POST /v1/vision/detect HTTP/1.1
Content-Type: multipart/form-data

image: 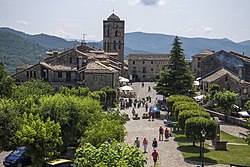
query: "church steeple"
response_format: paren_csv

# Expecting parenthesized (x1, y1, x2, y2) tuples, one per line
(103, 13, 125, 74)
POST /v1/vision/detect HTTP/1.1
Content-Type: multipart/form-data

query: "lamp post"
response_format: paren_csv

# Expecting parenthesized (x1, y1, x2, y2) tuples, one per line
(201, 129, 206, 167)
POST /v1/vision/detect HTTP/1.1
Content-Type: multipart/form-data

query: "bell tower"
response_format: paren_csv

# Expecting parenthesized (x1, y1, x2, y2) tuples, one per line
(103, 13, 125, 74)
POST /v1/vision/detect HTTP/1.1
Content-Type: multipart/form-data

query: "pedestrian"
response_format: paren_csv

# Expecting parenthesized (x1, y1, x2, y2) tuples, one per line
(152, 138, 158, 150)
(143, 138, 148, 153)
(148, 86, 151, 92)
(132, 108, 135, 116)
(145, 103, 148, 112)
(107, 138, 112, 143)
(164, 127, 169, 141)
(159, 126, 164, 141)
(151, 150, 159, 167)
(148, 110, 152, 121)
(134, 137, 140, 148)
(142, 82, 144, 88)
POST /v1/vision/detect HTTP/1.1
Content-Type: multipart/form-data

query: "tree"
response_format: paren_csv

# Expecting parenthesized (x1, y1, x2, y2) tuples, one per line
(245, 100, 250, 111)
(185, 117, 217, 146)
(178, 110, 211, 130)
(74, 142, 147, 167)
(0, 62, 14, 98)
(81, 119, 126, 147)
(16, 113, 62, 166)
(210, 84, 220, 98)
(155, 36, 194, 97)
(0, 99, 20, 150)
(12, 80, 54, 100)
(213, 90, 238, 119)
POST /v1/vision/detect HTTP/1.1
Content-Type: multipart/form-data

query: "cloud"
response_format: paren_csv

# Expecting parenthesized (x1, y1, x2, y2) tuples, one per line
(200, 26, 213, 34)
(16, 20, 30, 26)
(128, 0, 169, 6)
(59, 27, 72, 38)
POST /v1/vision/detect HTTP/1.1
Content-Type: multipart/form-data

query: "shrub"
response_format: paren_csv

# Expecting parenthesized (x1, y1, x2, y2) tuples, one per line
(174, 102, 202, 120)
(178, 110, 210, 130)
(166, 95, 194, 113)
(185, 117, 217, 146)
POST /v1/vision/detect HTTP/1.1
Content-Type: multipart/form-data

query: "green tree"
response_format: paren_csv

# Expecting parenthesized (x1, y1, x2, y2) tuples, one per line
(0, 99, 20, 150)
(74, 142, 147, 167)
(12, 80, 54, 100)
(210, 84, 220, 98)
(185, 117, 217, 146)
(245, 100, 250, 112)
(213, 90, 238, 120)
(155, 36, 194, 96)
(0, 62, 14, 98)
(178, 110, 211, 130)
(16, 113, 62, 166)
(81, 119, 126, 147)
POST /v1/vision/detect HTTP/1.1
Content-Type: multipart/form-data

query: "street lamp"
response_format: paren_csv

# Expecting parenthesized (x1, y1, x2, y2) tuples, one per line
(201, 129, 207, 167)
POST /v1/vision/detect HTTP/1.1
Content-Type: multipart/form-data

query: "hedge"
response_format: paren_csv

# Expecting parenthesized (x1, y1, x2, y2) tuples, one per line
(166, 95, 194, 112)
(185, 117, 217, 146)
(174, 102, 203, 120)
(178, 110, 211, 130)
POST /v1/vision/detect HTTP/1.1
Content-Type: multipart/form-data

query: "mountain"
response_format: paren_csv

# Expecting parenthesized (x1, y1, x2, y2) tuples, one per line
(125, 32, 250, 59)
(238, 40, 250, 47)
(1, 27, 250, 74)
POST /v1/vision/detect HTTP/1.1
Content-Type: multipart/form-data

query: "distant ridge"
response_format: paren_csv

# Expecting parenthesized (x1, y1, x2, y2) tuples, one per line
(0, 27, 250, 74)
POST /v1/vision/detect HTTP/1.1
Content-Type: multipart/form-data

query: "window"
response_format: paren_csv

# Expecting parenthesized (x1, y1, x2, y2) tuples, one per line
(197, 62, 201, 68)
(70, 57, 72, 63)
(58, 72, 62, 78)
(34, 71, 36, 78)
(151, 68, 153, 71)
(93, 75, 98, 80)
(151, 61, 153, 64)
(142, 67, 146, 73)
(132, 67, 136, 73)
(115, 31, 118, 37)
(143, 61, 145, 64)
(26, 71, 29, 78)
(30, 71, 32, 77)
(225, 76, 228, 81)
(133, 61, 135, 64)
(118, 41, 121, 49)
(198, 57, 201, 61)
(66, 72, 71, 81)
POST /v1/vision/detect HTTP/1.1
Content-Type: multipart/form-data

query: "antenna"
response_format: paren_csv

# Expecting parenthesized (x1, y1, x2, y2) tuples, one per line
(82, 34, 86, 44)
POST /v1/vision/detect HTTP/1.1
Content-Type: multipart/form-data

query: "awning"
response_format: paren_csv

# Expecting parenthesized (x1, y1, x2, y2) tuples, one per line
(120, 85, 133, 91)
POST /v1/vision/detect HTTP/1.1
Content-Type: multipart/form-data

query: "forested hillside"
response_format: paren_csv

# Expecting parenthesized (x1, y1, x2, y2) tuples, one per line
(0, 31, 46, 74)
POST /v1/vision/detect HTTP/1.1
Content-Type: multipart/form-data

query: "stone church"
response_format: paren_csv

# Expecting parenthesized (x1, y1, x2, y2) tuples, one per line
(12, 13, 125, 91)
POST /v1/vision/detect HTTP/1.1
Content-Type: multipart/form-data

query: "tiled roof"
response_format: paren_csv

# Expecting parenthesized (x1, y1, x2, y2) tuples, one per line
(128, 54, 169, 60)
(201, 68, 239, 83)
(192, 50, 215, 58)
(85, 61, 118, 73)
(40, 62, 77, 72)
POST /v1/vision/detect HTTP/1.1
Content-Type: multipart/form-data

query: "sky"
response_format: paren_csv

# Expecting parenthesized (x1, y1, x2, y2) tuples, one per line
(0, 0, 250, 42)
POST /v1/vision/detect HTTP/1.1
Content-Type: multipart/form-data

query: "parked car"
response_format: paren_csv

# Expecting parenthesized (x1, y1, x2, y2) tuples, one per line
(43, 158, 73, 167)
(3, 147, 31, 167)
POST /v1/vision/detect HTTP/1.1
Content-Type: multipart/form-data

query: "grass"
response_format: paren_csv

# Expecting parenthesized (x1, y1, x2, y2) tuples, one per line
(174, 131, 250, 166)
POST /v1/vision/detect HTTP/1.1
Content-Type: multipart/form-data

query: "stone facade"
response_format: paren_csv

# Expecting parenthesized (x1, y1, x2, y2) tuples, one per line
(128, 54, 169, 82)
(190, 49, 215, 78)
(12, 44, 122, 91)
(103, 13, 125, 75)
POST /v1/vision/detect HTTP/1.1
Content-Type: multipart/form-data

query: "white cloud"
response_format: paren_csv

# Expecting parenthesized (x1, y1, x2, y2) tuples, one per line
(58, 27, 72, 39)
(200, 26, 213, 34)
(16, 20, 30, 26)
(128, 0, 169, 6)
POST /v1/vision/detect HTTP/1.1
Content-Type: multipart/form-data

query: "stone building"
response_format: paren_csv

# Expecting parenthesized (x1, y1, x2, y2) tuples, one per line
(200, 68, 250, 106)
(103, 13, 125, 75)
(128, 54, 169, 82)
(191, 50, 250, 107)
(190, 49, 215, 78)
(12, 43, 121, 91)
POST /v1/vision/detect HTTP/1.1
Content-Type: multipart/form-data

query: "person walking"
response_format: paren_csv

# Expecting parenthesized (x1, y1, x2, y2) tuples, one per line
(159, 126, 164, 141)
(134, 137, 140, 148)
(151, 150, 159, 167)
(145, 103, 148, 112)
(164, 127, 169, 141)
(143, 138, 148, 153)
(152, 138, 158, 150)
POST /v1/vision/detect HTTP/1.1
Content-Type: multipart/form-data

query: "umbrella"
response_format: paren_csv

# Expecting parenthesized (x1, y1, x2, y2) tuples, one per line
(120, 85, 133, 91)
(119, 78, 129, 82)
